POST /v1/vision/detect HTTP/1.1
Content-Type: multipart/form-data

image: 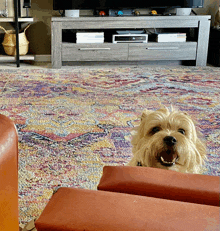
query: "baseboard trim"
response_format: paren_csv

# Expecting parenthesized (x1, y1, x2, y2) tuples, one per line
(34, 55, 51, 62)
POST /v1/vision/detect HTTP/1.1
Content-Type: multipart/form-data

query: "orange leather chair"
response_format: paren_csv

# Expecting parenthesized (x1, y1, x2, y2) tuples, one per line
(0, 114, 19, 231)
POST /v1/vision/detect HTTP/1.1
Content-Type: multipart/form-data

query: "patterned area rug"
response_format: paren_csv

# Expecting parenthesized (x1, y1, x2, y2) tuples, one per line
(0, 66, 219, 226)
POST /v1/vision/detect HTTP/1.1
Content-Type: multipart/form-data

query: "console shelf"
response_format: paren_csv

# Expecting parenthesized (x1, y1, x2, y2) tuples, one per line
(0, 0, 35, 67)
(51, 15, 211, 68)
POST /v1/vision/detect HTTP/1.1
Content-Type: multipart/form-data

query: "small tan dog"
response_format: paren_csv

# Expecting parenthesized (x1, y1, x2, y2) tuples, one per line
(128, 107, 206, 174)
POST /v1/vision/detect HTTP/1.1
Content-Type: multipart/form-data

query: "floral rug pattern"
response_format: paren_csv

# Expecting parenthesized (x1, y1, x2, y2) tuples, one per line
(0, 66, 219, 226)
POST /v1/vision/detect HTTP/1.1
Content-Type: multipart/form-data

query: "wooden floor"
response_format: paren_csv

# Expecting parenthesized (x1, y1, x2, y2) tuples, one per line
(0, 60, 214, 69)
(0, 61, 52, 69)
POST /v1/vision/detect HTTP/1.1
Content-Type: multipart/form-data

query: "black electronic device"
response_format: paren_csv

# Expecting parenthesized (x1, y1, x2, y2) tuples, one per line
(23, 0, 31, 8)
(113, 34, 148, 43)
(23, 0, 31, 17)
(53, 0, 204, 11)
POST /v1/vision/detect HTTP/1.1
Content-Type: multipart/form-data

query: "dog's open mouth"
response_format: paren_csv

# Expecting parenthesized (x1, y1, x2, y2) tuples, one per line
(159, 156, 176, 166)
(158, 150, 178, 167)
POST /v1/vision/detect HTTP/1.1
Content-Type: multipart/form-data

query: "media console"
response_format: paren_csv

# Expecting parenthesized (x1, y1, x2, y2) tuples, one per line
(51, 15, 211, 68)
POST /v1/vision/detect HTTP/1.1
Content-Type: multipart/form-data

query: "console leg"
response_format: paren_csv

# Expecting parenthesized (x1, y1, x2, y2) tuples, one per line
(52, 22, 62, 68)
(196, 19, 211, 66)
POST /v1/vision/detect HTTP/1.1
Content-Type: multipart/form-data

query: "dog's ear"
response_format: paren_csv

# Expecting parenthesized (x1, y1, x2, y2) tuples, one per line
(141, 109, 153, 121)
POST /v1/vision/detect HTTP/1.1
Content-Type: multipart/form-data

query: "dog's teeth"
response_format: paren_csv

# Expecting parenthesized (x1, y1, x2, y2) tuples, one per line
(160, 156, 174, 164)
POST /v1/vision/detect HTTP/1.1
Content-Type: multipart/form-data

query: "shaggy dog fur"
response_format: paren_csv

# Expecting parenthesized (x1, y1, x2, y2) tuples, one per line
(128, 107, 207, 174)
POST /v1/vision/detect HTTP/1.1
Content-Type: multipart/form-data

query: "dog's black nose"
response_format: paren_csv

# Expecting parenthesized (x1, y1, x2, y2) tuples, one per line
(164, 136, 177, 146)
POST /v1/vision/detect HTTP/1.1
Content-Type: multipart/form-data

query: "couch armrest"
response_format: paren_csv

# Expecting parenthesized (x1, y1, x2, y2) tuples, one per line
(0, 114, 19, 231)
(98, 166, 220, 206)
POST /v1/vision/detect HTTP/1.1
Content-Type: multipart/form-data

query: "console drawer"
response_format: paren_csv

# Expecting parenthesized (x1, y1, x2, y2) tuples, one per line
(128, 42, 197, 60)
(62, 43, 128, 61)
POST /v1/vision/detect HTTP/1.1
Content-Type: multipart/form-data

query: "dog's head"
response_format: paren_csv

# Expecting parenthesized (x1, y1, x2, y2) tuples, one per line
(131, 107, 206, 173)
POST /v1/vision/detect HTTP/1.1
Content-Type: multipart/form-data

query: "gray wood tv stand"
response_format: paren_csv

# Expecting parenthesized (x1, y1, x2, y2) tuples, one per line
(51, 15, 211, 68)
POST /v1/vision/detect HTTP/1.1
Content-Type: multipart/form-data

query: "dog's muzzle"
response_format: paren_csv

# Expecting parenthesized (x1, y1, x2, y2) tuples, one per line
(158, 136, 178, 167)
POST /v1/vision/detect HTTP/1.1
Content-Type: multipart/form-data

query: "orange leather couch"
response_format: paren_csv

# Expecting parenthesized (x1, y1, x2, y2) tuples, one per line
(0, 114, 19, 231)
(98, 166, 220, 206)
(35, 166, 220, 231)
(35, 186, 219, 231)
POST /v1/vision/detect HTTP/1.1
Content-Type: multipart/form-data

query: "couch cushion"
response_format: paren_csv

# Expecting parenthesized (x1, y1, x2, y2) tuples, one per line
(98, 166, 220, 206)
(35, 187, 219, 231)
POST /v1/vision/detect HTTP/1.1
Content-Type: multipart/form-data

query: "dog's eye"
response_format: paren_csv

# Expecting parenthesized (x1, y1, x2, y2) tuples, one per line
(151, 127, 161, 134)
(178, 128, 185, 135)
